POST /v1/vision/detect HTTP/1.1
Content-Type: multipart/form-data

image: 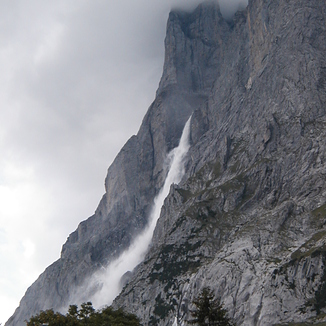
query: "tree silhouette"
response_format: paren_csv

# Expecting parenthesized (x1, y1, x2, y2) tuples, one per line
(189, 287, 234, 326)
(26, 302, 140, 326)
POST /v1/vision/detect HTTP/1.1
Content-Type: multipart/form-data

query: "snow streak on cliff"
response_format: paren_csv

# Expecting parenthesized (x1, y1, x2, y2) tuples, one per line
(89, 116, 192, 308)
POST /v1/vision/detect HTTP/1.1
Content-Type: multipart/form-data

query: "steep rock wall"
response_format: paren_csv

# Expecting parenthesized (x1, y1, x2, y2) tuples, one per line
(114, 0, 326, 325)
(6, 0, 326, 325)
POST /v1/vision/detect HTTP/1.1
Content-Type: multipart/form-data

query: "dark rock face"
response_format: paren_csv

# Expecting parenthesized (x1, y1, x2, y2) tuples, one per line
(113, 0, 326, 325)
(7, 0, 326, 325)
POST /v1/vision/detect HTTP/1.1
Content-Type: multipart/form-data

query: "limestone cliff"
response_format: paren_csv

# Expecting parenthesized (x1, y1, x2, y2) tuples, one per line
(114, 0, 326, 325)
(6, 0, 326, 325)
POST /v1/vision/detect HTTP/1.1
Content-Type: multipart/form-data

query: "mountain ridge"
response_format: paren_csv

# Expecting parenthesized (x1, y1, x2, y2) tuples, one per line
(6, 0, 326, 325)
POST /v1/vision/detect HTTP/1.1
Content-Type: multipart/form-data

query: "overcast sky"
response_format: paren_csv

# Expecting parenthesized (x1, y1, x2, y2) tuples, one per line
(0, 0, 247, 323)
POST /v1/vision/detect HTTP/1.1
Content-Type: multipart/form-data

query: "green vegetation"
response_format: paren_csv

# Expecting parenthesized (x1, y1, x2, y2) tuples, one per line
(189, 287, 235, 326)
(26, 302, 140, 326)
(275, 322, 326, 326)
(312, 203, 326, 219)
(287, 230, 326, 264)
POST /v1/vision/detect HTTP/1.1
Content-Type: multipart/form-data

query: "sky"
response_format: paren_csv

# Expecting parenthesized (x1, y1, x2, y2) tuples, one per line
(0, 0, 247, 323)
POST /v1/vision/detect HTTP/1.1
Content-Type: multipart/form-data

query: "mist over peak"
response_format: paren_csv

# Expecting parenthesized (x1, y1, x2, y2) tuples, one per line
(170, 0, 248, 20)
(219, 0, 248, 19)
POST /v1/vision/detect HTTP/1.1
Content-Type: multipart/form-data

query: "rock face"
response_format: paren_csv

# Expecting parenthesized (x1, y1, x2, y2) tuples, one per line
(6, 0, 326, 325)
(114, 0, 326, 325)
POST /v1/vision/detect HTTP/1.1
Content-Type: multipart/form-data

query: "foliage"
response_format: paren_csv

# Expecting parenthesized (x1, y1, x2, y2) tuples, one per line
(189, 287, 234, 326)
(26, 302, 140, 326)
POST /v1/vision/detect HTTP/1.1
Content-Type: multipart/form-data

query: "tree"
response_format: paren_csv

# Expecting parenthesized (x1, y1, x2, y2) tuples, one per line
(26, 309, 69, 326)
(67, 304, 78, 319)
(90, 307, 140, 326)
(79, 302, 95, 321)
(189, 287, 234, 326)
(26, 302, 140, 326)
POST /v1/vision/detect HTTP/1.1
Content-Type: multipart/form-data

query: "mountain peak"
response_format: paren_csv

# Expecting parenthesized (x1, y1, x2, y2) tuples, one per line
(157, 1, 229, 94)
(6, 0, 326, 325)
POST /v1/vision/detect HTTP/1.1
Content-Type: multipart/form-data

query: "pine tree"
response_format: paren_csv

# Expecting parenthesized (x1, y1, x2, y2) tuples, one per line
(189, 287, 234, 326)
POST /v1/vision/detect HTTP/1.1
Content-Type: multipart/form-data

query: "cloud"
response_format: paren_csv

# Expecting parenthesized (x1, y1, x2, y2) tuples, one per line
(169, 0, 248, 18)
(218, 0, 248, 19)
(0, 1, 165, 322)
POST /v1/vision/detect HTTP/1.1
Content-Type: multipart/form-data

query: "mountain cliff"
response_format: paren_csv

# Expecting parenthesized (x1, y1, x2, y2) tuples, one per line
(6, 0, 326, 325)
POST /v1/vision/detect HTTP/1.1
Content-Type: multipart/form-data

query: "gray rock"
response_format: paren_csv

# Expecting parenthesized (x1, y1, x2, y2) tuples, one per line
(6, 0, 326, 325)
(113, 0, 326, 325)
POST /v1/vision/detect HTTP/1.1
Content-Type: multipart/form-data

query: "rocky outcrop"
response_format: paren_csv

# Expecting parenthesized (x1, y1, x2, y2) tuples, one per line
(7, 0, 326, 325)
(113, 0, 326, 325)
